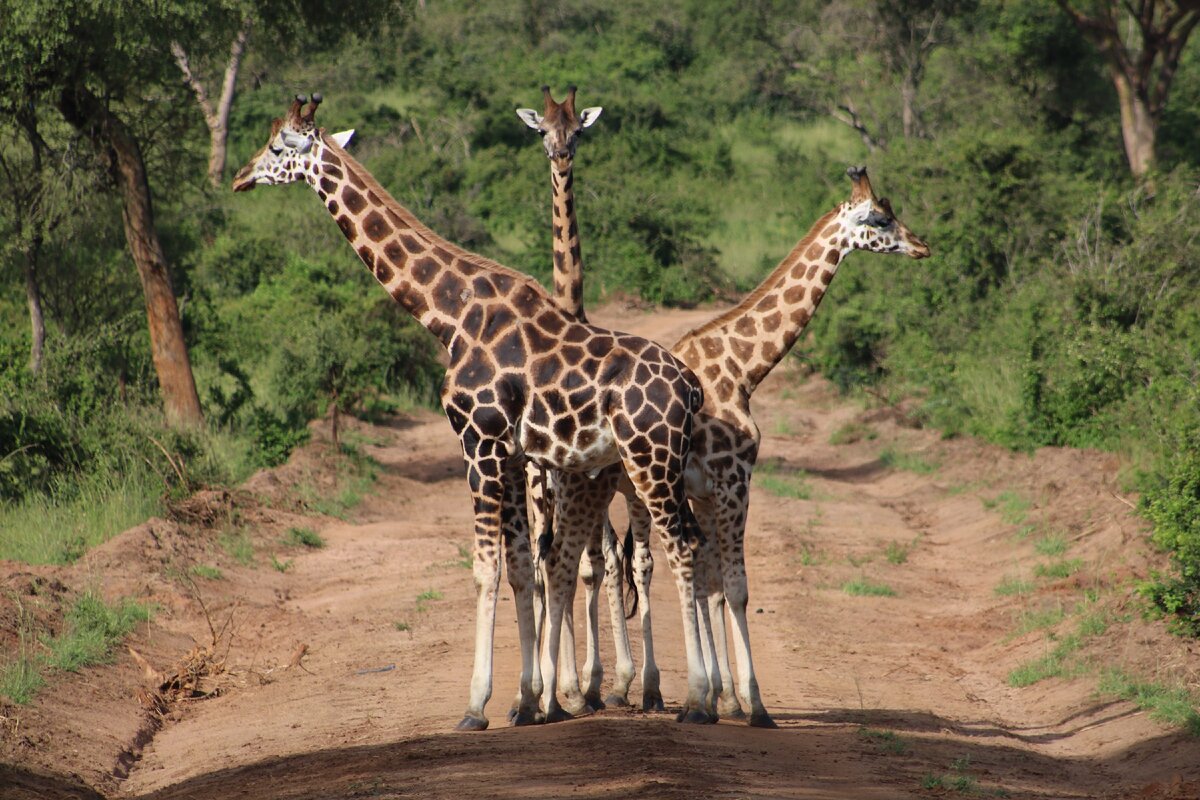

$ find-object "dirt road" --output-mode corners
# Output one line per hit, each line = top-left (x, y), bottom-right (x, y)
(3, 305), (1198, 800)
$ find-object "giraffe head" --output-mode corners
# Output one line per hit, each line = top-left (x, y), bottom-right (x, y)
(232, 94), (354, 192)
(836, 167), (930, 259)
(516, 85), (602, 170)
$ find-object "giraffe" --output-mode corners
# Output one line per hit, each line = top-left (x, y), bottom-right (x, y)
(232, 94), (716, 729)
(515, 86), (638, 716)
(622, 166), (931, 726)
(528, 162), (930, 726)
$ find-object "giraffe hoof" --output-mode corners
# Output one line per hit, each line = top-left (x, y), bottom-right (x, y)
(719, 700), (747, 720)
(604, 694), (630, 708)
(749, 710), (779, 729)
(641, 694), (665, 713)
(563, 696), (592, 716)
(455, 715), (489, 731)
(509, 709), (541, 727)
(676, 708), (712, 725)
(584, 692), (605, 710)
(544, 707), (574, 724)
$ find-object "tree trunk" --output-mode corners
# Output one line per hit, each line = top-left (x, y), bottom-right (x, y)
(23, 241), (45, 375)
(900, 71), (919, 140)
(172, 18), (251, 188)
(58, 86), (204, 426)
(1112, 69), (1157, 179)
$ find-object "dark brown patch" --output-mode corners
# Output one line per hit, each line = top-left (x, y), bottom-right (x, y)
(734, 316), (757, 338)
(384, 240), (407, 269)
(783, 284), (807, 305)
(320, 177), (337, 194)
(432, 271), (467, 316)
(824, 249), (840, 265)
(806, 263), (820, 280)
(343, 187), (366, 215)
(411, 257), (440, 285)
(327, 199), (339, 215)
(805, 242), (823, 261)
(336, 215), (357, 240)
(494, 329), (526, 368)
(363, 210), (390, 242)
(762, 311), (782, 332)
(820, 269), (834, 284)
(357, 246), (375, 270)
(322, 150), (342, 167)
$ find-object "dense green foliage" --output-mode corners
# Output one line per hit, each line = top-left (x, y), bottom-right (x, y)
(0, 0), (1198, 629)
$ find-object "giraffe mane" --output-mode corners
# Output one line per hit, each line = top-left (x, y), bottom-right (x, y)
(319, 131), (555, 299)
(674, 206), (842, 348)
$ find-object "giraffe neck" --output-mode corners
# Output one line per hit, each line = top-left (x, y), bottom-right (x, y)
(306, 136), (553, 348)
(549, 161), (586, 321)
(675, 208), (848, 398)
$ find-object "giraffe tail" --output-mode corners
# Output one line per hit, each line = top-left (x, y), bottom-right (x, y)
(682, 500), (704, 553)
(622, 524), (638, 620)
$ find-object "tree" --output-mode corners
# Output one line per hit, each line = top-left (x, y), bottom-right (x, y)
(168, 1), (411, 187)
(1057, 0), (1200, 179)
(171, 17), (253, 188)
(781, 0), (976, 149)
(0, 2), (221, 424)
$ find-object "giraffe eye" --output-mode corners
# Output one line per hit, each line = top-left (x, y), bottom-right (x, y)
(269, 144), (284, 156)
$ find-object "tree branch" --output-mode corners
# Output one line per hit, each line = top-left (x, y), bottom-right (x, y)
(170, 41), (217, 129)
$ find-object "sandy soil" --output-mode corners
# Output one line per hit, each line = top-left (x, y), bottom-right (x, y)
(2, 304), (1199, 800)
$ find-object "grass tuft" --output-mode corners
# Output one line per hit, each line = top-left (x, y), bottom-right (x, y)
(995, 575), (1034, 596)
(1034, 532), (1068, 557)
(189, 564), (224, 581)
(1033, 558), (1083, 580)
(286, 526), (325, 549)
(879, 446), (938, 474)
(1098, 670), (1200, 735)
(830, 422), (877, 445)
(45, 592), (154, 673)
(842, 578), (896, 597)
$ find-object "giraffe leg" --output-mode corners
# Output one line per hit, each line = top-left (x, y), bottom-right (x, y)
(578, 469), (619, 710)
(539, 493), (589, 724)
(600, 517), (635, 708)
(458, 450), (537, 731)
(558, 564), (592, 716)
(620, 445), (711, 725)
(511, 465), (548, 722)
(694, 501), (744, 720)
(716, 494), (776, 728)
(627, 498), (664, 712)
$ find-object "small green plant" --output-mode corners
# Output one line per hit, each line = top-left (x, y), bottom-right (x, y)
(830, 422), (876, 445)
(983, 490), (1032, 526)
(270, 555), (294, 573)
(455, 543), (472, 569)
(757, 464), (812, 500)
(995, 575), (1034, 596)
(416, 588), (443, 612)
(858, 726), (908, 754)
(884, 540), (910, 565)
(921, 773), (946, 790)
(1034, 532), (1068, 557)
(842, 578), (896, 597)
(794, 544), (821, 566)
(1099, 670), (1200, 735)
(189, 564), (224, 580)
(879, 445), (938, 474)
(772, 417), (795, 436)
(286, 527), (325, 549)
(1012, 604), (1066, 637)
(219, 527), (255, 566)
(1034, 558), (1083, 580)
(45, 592), (153, 673)
(0, 615), (44, 705)
(394, 621), (411, 632)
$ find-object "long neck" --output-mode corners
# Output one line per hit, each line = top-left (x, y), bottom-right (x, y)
(675, 207), (848, 397)
(549, 161), (586, 321)
(307, 137), (552, 348)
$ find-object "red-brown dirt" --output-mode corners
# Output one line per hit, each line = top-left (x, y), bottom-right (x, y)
(2, 304), (1198, 800)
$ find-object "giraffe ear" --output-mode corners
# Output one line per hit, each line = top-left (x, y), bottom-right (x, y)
(329, 129), (355, 149)
(516, 108), (543, 130)
(579, 107), (603, 128)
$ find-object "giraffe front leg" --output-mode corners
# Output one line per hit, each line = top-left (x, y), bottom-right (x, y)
(457, 461), (508, 732)
(579, 526), (606, 710)
(511, 464), (548, 722)
(692, 523), (723, 723)
(694, 502), (743, 720)
(601, 517), (635, 708)
(718, 498), (776, 728)
(627, 498), (664, 712)
(502, 460), (541, 727)
(538, 507), (588, 724)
